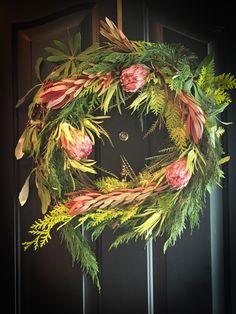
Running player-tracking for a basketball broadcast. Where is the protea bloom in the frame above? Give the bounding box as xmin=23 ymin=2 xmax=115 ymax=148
xmin=40 ymin=79 xmax=77 ymax=109
xmin=166 ymin=158 xmax=191 ymax=190
xmin=179 ymin=91 xmax=205 ymax=144
xmin=60 ymin=122 xmax=93 ymax=160
xmin=120 ymin=64 xmax=149 ymax=92
xmin=65 ymin=195 xmax=94 ymax=215
xmin=40 ymin=71 xmax=114 ymax=109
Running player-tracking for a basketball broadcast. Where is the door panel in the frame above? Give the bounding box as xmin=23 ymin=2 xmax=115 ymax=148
xmin=98 ymin=110 xmax=149 ymax=314
xmin=149 ymin=20 xmax=212 ymax=314
xmin=164 ymin=28 xmax=212 ymax=314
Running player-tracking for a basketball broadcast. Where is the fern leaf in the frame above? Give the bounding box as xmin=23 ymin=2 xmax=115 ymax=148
xmin=169 ymin=126 xmax=187 ymax=152
xmin=197 ymin=58 xmax=215 ymax=89
xmin=213 ymin=73 xmax=236 ymax=90
xmin=146 ymin=86 xmax=166 ymax=115
xmin=164 ymin=101 xmax=182 ymax=130
xmin=214 ymin=88 xmax=232 ymax=104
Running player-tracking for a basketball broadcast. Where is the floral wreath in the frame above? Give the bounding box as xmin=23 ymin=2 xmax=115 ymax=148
xmin=15 ymin=18 xmax=235 ymax=289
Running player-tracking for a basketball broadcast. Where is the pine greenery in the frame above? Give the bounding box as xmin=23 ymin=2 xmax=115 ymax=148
xmin=60 ymin=224 xmax=101 ymax=291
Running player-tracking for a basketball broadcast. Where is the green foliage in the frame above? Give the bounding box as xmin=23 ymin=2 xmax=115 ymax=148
xmin=164 ymin=101 xmax=187 ymax=151
xmin=22 ymin=203 xmax=71 ymax=250
xmin=45 ymin=30 xmax=81 ymax=63
xmin=101 ymin=82 xmax=119 ymax=114
xmin=60 ymin=224 xmax=101 ymax=291
xmin=95 ymin=177 xmax=129 ymax=192
xmin=213 ymin=72 xmax=236 ymax=90
xmin=35 ymin=169 xmax=51 ymax=214
xmin=169 ymin=126 xmax=187 ymax=152
xmin=169 ymin=63 xmax=192 ymax=93
xmin=197 ymin=57 xmax=215 ymax=89
xmin=196 ymin=58 xmax=234 ymax=113
xmin=146 ymin=85 xmax=166 ymax=115
xmin=129 ymin=90 xmax=149 ymax=111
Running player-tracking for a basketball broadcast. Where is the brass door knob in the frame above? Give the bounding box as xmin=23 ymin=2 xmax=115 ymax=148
xmin=119 ymin=131 xmax=129 ymax=141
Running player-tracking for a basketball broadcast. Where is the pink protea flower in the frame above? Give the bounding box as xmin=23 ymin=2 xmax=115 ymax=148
xmin=60 ymin=122 xmax=93 ymax=160
xmin=65 ymin=195 xmax=94 ymax=216
xmin=40 ymin=80 xmax=76 ymax=109
xmin=166 ymin=158 xmax=191 ymax=190
xmin=120 ymin=64 xmax=149 ymax=92
xmin=39 ymin=71 xmax=114 ymax=110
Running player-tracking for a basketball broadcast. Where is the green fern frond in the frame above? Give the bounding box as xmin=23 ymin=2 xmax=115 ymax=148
xmin=169 ymin=126 xmax=187 ymax=152
xmin=146 ymin=86 xmax=166 ymax=115
xmin=43 ymin=127 xmax=59 ymax=172
xmin=197 ymin=58 xmax=215 ymax=89
xmin=197 ymin=66 xmax=207 ymax=87
xmin=157 ymin=146 xmax=177 ymax=154
xmin=214 ymin=88 xmax=232 ymax=104
xmin=213 ymin=73 xmax=236 ymax=90
xmin=164 ymin=101 xmax=182 ymax=131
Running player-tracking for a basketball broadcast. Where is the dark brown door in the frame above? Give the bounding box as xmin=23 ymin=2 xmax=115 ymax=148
xmin=12 ymin=1 xmax=227 ymax=314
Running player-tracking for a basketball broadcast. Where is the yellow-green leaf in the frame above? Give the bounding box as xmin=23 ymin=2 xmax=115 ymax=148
xmin=101 ymin=83 xmax=118 ymax=114
xmin=129 ymin=91 xmax=148 ymax=111
xmin=69 ymin=159 xmax=97 ymax=174
xmin=218 ymin=156 xmax=230 ymax=165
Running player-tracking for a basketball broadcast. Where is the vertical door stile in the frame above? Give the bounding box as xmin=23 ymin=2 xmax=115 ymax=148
xmin=208 ymin=41 xmax=226 ymax=314
xmin=144 ymin=5 xmax=154 ymax=314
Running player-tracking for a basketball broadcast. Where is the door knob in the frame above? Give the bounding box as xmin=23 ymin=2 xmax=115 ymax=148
xmin=119 ymin=131 xmax=129 ymax=141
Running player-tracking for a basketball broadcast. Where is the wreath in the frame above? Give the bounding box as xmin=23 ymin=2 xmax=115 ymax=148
xmin=15 ymin=18 xmax=235 ymax=289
